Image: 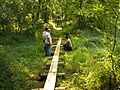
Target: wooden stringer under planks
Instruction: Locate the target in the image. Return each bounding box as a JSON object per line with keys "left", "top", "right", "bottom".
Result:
{"left": 44, "top": 38, "right": 62, "bottom": 90}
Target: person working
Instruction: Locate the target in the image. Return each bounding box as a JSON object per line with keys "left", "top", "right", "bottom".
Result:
{"left": 42, "top": 27, "right": 49, "bottom": 43}
{"left": 63, "top": 36, "right": 72, "bottom": 51}
{"left": 44, "top": 28, "right": 52, "bottom": 56}
{"left": 42, "top": 27, "right": 49, "bottom": 51}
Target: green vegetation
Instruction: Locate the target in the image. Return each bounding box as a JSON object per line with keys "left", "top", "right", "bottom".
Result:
{"left": 61, "top": 30, "right": 120, "bottom": 90}
{"left": 0, "top": 0, "right": 120, "bottom": 90}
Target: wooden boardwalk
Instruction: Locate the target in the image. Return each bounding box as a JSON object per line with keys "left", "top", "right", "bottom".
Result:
{"left": 32, "top": 38, "right": 65, "bottom": 90}
{"left": 44, "top": 38, "right": 62, "bottom": 90}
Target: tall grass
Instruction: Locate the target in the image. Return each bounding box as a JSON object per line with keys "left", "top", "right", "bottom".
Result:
{"left": 0, "top": 33, "right": 46, "bottom": 90}
{"left": 60, "top": 30, "right": 117, "bottom": 90}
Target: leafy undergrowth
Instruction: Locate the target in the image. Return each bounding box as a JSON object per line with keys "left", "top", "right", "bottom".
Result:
{"left": 0, "top": 35, "right": 47, "bottom": 90}
{"left": 0, "top": 31, "right": 120, "bottom": 90}
{"left": 57, "top": 31, "right": 120, "bottom": 90}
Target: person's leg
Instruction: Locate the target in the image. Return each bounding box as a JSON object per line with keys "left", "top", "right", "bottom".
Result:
{"left": 63, "top": 44, "right": 68, "bottom": 51}
{"left": 64, "top": 45, "right": 72, "bottom": 51}
{"left": 70, "top": 47, "right": 72, "bottom": 50}
{"left": 68, "top": 47, "right": 72, "bottom": 51}
{"left": 45, "top": 44, "right": 51, "bottom": 56}
{"left": 47, "top": 44, "right": 51, "bottom": 56}
{"left": 45, "top": 44, "right": 47, "bottom": 56}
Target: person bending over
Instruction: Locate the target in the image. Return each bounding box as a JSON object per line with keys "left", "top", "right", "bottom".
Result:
{"left": 63, "top": 36, "right": 72, "bottom": 51}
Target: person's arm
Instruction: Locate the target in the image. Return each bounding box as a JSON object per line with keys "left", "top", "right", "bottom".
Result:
{"left": 66, "top": 40, "right": 70, "bottom": 45}
{"left": 47, "top": 34, "right": 52, "bottom": 45}
{"left": 47, "top": 38, "right": 51, "bottom": 45}
{"left": 42, "top": 32, "right": 45, "bottom": 40}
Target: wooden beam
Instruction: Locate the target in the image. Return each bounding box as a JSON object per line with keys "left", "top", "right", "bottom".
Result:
{"left": 55, "top": 87, "right": 65, "bottom": 90}
{"left": 48, "top": 56, "right": 64, "bottom": 60}
{"left": 32, "top": 87, "right": 65, "bottom": 90}
{"left": 51, "top": 51, "right": 64, "bottom": 55}
{"left": 40, "top": 73, "right": 65, "bottom": 78}
{"left": 29, "top": 73, "right": 45, "bottom": 81}
{"left": 52, "top": 45, "right": 63, "bottom": 47}
{"left": 43, "top": 38, "right": 62, "bottom": 90}
{"left": 30, "top": 73, "right": 65, "bottom": 81}
{"left": 32, "top": 88, "right": 44, "bottom": 90}
{"left": 46, "top": 62, "right": 64, "bottom": 66}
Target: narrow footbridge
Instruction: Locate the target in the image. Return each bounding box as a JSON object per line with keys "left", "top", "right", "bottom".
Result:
{"left": 32, "top": 38, "right": 65, "bottom": 90}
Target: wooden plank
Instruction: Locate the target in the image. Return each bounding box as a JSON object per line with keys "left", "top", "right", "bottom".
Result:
{"left": 48, "top": 56, "right": 64, "bottom": 60}
{"left": 46, "top": 62, "right": 64, "bottom": 66}
{"left": 30, "top": 73, "right": 65, "bottom": 81}
{"left": 32, "top": 88, "right": 44, "bottom": 90}
{"left": 55, "top": 87, "right": 65, "bottom": 90}
{"left": 51, "top": 51, "right": 64, "bottom": 55}
{"left": 52, "top": 45, "right": 63, "bottom": 47}
{"left": 32, "top": 87, "right": 65, "bottom": 90}
{"left": 43, "top": 38, "right": 62, "bottom": 90}
{"left": 40, "top": 73, "right": 65, "bottom": 78}
{"left": 30, "top": 73, "right": 65, "bottom": 82}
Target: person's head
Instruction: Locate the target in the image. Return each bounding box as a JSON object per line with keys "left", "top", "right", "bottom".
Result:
{"left": 47, "top": 28, "right": 51, "bottom": 33}
{"left": 65, "top": 33, "right": 69, "bottom": 36}
{"left": 65, "top": 36, "right": 69, "bottom": 39}
{"left": 45, "top": 27, "right": 49, "bottom": 31}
